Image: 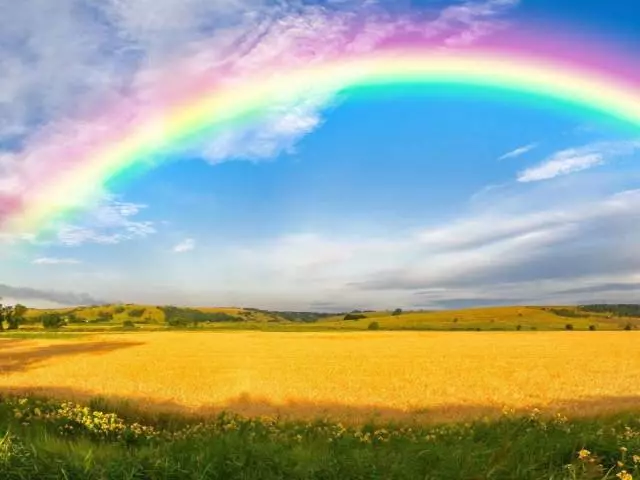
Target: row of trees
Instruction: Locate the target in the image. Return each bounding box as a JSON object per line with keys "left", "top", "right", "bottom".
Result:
{"left": 161, "top": 306, "right": 240, "bottom": 327}
{"left": 578, "top": 304, "right": 640, "bottom": 317}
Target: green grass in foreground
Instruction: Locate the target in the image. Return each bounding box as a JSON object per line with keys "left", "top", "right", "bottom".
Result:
{"left": 1, "top": 395, "right": 639, "bottom": 479}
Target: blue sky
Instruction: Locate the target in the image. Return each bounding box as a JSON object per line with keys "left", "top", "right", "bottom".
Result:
{"left": 1, "top": 0, "right": 640, "bottom": 310}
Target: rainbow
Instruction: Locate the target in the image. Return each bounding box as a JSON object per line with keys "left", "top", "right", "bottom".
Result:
{"left": 3, "top": 31, "right": 640, "bottom": 239}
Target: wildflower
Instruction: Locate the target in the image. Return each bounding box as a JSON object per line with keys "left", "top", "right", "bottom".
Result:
{"left": 632, "top": 455, "right": 640, "bottom": 464}
{"left": 578, "top": 449, "right": 591, "bottom": 460}
{"left": 617, "top": 461, "right": 625, "bottom": 467}
{"left": 616, "top": 471, "right": 632, "bottom": 480}
{"left": 621, "top": 447, "right": 628, "bottom": 453}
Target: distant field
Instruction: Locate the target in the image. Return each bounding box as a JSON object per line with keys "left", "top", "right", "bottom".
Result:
{"left": 14, "top": 304, "right": 640, "bottom": 332}
{"left": 2, "top": 331, "right": 639, "bottom": 424}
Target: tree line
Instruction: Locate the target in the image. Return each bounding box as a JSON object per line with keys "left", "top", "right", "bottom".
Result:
{"left": 578, "top": 304, "right": 640, "bottom": 317}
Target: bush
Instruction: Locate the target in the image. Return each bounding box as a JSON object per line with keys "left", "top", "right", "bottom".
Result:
{"left": 623, "top": 323, "right": 633, "bottom": 331}
{"left": 589, "top": 324, "right": 597, "bottom": 331}
{"left": 114, "top": 306, "right": 126, "bottom": 314}
{"left": 550, "top": 308, "right": 588, "bottom": 318}
{"left": 367, "top": 321, "right": 380, "bottom": 330}
{"left": 391, "top": 308, "right": 403, "bottom": 316}
{"left": 344, "top": 313, "right": 367, "bottom": 321}
{"left": 41, "top": 313, "right": 65, "bottom": 329}
{"left": 565, "top": 323, "right": 574, "bottom": 331}
{"left": 122, "top": 320, "right": 136, "bottom": 329}
{"left": 128, "top": 308, "right": 146, "bottom": 318}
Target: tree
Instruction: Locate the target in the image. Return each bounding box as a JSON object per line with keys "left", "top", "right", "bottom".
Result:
{"left": 7, "top": 304, "right": 26, "bottom": 330}
{"left": 41, "top": 313, "right": 65, "bottom": 329}
{"left": 391, "top": 308, "right": 403, "bottom": 316}
{"left": 0, "top": 303, "right": 27, "bottom": 331}
{"left": 367, "top": 321, "right": 380, "bottom": 330}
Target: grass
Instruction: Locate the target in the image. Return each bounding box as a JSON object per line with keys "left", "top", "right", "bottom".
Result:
{"left": 1, "top": 394, "right": 639, "bottom": 479}
{"left": 2, "top": 331, "right": 640, "bottom": 424}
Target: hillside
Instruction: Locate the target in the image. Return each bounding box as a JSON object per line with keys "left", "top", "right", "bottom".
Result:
{"left": 10, "top": 303, "right": 640, "bottom": 333}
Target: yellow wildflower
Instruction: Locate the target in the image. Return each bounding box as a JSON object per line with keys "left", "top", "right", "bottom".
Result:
{"left": 616, "top": 471, "right": 632, "bottom": 480}
{"left": 632, "top": 455, "right": 640, "bottom": 464}
{"left": 578, "top": 449, "right": 591, "bottom": 460}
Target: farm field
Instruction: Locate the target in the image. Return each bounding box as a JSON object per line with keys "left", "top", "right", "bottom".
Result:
{"left": 2, "top": 330, "right": 639, "bottom": 424}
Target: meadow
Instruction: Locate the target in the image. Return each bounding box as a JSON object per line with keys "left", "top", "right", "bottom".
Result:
{"left": 2, "top": 306, "right": 640, "bottom": 478}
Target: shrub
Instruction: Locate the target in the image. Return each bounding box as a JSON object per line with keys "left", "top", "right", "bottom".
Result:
{"left": 41, "top": 313, "right": 65, "bottom": 329}
{"left": 516, "top": 325, "right": 522, "bottom": 331}
{"left": 391, "top": 308, "right": 403, "bottom": 316}
{"left": 565, "top": 323, "right": 574, "bottom": 331}
{"left": 344, "top": 313, "right": 367, "bottom": 321}
{"left": 588, "top": 324, "right": 597, "bottom": 331}
{"left": 128, "top": 308, "right": 146, "bottom": 318}
{"left": 453, "top": 317, "right": 459, "bottom": 323}
{"left": 623, "top": 323, "right": 633, "bottom": 331}
{"left": 114, "top": 306, "right": 126, "bottom": 314}
{"left": 367, "top": 321, "right": 380, "bottom": 330}
{"left": 122, "top": 320, "right": 136, "bottom": 329}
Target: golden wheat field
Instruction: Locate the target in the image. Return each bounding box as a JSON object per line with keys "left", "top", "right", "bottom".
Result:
{"left": 1, "top": 331, "right": 639, "bottom": 423}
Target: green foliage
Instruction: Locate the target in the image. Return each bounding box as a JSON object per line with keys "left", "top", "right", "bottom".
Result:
{"left": 66, "top": 313, "right": 83, "bottom": 324}
{"left": 1, "top": 395, "right": 640, "bottom": 480}
{"left": 565, "top": 323, "right": 574, "bottom": 331}
{"left": 127, "top": 308, "right": 146, "bottom": 318}
{"left": 391, "top": 308, "right": 403, "bottom": 316}
{"left": 343, "top": 313, "right": 367, "bottom": 321}
{"left": 96, "top": 311, "right": 113, "bottom": 322}
{"left": 579, "top": 303, "right": 640, "bottom": 317}
{"left": 589, "top": 324, "right": 597, "bottom": 331}
{"left": 550, "top": 308, "right": 588, "bottom": 318}
{"left": 245, "top": 308, "right": 335, "bottom": 322}
{"left": 113, "top": 306, "right": 126, "bottom": 314}
{"left": 0, "top": 303, "right": 27, "bottom": 331}
{"left": 122, "top": 320, "right": 136, "bottom": 329}
{"left": 41, "top": 313, "right": 65, "bottom": 329}
{"left": 161, "top": 306, "right": 240, "bottom": 327}
{"left": 367, "top": 321, "right": 380, "bottom": 330}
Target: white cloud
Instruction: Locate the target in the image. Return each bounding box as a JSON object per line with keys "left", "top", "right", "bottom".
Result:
{"left": 52, "top": 196, "right": 156, "bottom": 247}
{"left": 518, "top": 140, "right": 640, "bottom": 182}
{"left": 173, "top": 238, "right": 195, "bottom": 253}
{"left": 498, "top": 142, "right": 537, "bottom": 160}
{"left": 0, "top": 0, "right": 519, "bottom": 238}
{"left": 32, "top": 257, "right": 81, "bottom": 265}
{"left": 147, "top": 180, "right": 640, "bottom": 311}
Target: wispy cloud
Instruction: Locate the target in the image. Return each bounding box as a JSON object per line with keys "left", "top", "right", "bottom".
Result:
{"left": 53, "top": 196, "right": 156, "bottom": 247}
{"left": 32, "top": 257, "right": 81, "bottom": 265}
{"left": 173, "top": 238, "right": 195, "bottom": 253}
{"left": 0, "top": 0, "right": 520, "bottom": 240}
{"left": 153, "top": 180, "right": 640, "bottom": 311}
{"left": 517, "top": 140, "right": 640, "bottom": 182}
{"left": 498, "top": 142, "right": 537, "bottom": 160}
